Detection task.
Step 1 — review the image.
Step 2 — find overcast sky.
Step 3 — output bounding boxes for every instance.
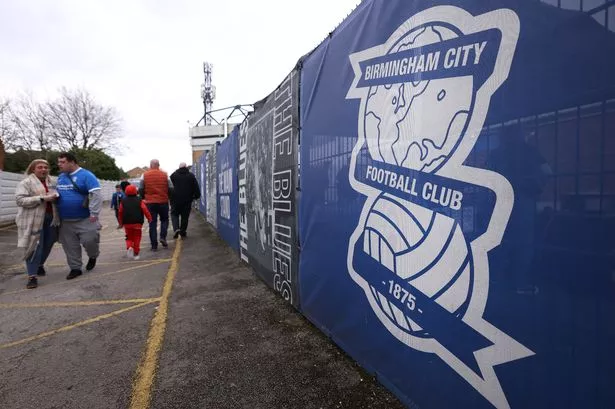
[0,0,360,172]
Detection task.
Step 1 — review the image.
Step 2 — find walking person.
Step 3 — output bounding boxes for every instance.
[170,162,200,239]
[110,184,124,228]
[139,159,173,251]
[118,185,152,260]
[56,152,102,279]
[15,159,60,289]
[120,180,131,193]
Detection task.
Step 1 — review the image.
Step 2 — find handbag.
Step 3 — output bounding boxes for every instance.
[69,176,89,208]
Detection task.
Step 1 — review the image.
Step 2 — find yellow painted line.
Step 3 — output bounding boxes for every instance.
[0,297,161,308]
[3,263,23,270]
[0,300,157,350]
[130,239,183,409]
[0,224,16,231]
[2,260,170,296]
[2,258,173,272]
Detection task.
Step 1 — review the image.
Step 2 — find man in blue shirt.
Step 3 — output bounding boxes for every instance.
[56,152,102,279]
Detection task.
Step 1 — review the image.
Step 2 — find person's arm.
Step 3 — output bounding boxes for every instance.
[192,175,201,200]
[110,193,116,209]
[15,180,46,209]
[141,201,153,223]
[89,190,103,220]
[167,175,174,199]
[84,172,102,221]
[118,202,124,227]
[138,175,145,198]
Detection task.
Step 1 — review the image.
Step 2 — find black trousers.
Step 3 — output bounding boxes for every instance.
[171,202,192,235]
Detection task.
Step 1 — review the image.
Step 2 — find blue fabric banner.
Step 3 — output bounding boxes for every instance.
[216,126,240,252]
[197,152,207,217]
[206,144,217,227]
[298,1,615,409]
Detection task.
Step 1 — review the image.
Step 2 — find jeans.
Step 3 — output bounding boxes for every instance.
[26,213,57,276]
[147,203,169,249]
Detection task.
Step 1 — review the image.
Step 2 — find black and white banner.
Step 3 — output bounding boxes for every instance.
[239,70,300,308]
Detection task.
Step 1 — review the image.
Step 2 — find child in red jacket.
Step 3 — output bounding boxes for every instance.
[118,185,152,260]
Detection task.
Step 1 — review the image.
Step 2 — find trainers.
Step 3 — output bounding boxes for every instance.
[127,247,134,258]
[180,231,187,238]
[26,277,38,289]
[37,266,46,276]
[151,246,158,252]
[173,230,180,239]
[66,269,82,280]
[133,254,140,261]
[160,239,168,248]
[86,258,97,271]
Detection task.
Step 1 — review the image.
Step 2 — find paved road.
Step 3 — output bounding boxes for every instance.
[0,208,404,409]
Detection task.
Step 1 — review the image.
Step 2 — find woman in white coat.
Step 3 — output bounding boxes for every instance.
[15,159,60,289]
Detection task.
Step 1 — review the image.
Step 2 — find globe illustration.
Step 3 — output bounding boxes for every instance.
[363,24,475,173]
[356,24,477,339]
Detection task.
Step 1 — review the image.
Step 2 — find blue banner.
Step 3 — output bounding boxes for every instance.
[298,1,615,409]
[197,152,207,216]
[206,144,217,227]
[216,126,240,252]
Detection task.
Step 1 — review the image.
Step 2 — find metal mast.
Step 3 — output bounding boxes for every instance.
[200,62,216,126]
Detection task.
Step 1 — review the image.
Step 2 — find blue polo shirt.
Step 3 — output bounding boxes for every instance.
[56,168,101,219]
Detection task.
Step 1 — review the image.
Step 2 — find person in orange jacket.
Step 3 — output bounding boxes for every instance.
[118,185,152,260]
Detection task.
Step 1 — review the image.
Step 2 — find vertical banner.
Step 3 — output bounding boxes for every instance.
[298,1,615,409]
[216,126,240,252]
[198,152,207,216]
[239,70,300,308]
[206,144,217,227]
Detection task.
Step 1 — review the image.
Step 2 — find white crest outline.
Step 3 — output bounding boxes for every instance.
[345,6,534,409]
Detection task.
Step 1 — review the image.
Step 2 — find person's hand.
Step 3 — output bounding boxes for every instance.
[89,215,98,223]
[42,194,57,202]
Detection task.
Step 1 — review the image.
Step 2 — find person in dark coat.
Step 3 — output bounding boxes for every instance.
[170,162,201,238]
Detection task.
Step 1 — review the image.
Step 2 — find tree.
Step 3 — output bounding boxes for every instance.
[1,87,123,155]
[70,148,127,180]
[47,87,123,153]
[2,93,54,153]
[4,148,127,180]
[0,98,9,139]
[0,99,9,170]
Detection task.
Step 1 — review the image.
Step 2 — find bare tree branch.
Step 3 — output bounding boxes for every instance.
[47,87,123,153]
[3,92,53,152]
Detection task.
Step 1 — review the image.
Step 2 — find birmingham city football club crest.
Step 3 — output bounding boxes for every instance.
[346,7,533,408]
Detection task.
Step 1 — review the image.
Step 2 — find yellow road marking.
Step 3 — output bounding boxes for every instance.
[0,300,157,350]
[2,263,23,270]
[2,258,173,272]
[0,298,161,308]
[2,260,170,296]
[129,239,183,409]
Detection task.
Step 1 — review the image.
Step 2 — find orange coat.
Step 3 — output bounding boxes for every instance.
[141,169,171,204]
